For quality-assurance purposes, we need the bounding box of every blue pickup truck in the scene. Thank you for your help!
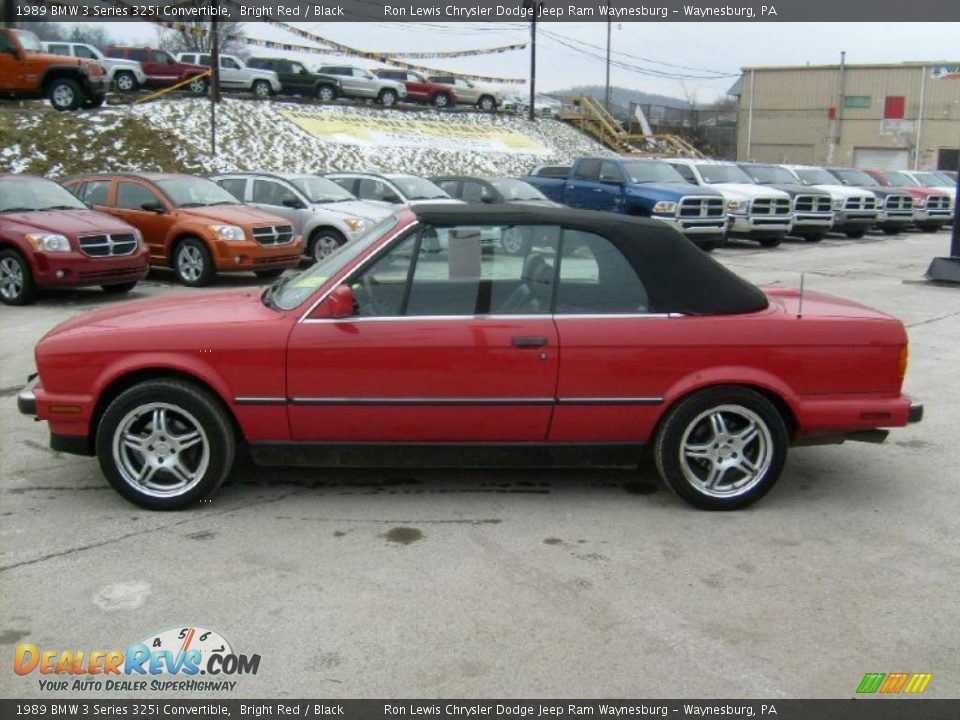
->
[524,157,728,250]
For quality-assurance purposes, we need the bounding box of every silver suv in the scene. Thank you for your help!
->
[211,172,393,262]
[42,41,146,92]
[427,75,502,111]
[315,65,407,106]
[177,53,280,98]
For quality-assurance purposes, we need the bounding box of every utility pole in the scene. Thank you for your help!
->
[2,0,16,28]
[522,0,543,121]
[604,4,612,112]
[210,8,220,158]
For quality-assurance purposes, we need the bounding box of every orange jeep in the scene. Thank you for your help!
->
[64,173,304,286]
[0,28,108,111]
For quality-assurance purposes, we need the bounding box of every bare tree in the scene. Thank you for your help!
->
[159,20,246,56]
[20,21,66,41]
[69,24,111,48]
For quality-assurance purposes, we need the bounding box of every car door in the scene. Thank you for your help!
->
[352,68,377,97]
[564,159,606,210]
[286,223,561,442]
[594,161,626,211]
[109,180,174,262]
[548,228,670,443]
[404,72,428,101]
[287,61,314,94]
[250,178,306,233]
[218,56,244,87]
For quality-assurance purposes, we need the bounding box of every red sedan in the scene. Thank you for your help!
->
[17,205,922,511]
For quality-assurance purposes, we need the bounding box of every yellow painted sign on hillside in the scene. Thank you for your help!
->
[280,110,548,155]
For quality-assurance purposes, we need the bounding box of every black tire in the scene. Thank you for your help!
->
[801,233,824,242]
[316,84,337,101]
[918,223,943,232]
[432,92,451,108]
[114,71,138,93]
[881,228,902,236]
[187,76,208,95]
[698,242,716,252]
[653,386,789,511]
[254,268,284,279]
[95,379,236,510]
[758,237,782,248]
[173,237,215,287]
[101,281,138,295]
[478,95,496,112]
[378,88,398,107]
[844,229,867,239]
[48,77,83,111]
[0,248,37,306]
[308,228,346,263]
[251,79,272,99]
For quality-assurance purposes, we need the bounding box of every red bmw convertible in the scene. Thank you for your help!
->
[18,205,922,510]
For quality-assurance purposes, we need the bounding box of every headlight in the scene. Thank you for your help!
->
[652,201,677,214]
[26,233,71,252]
[727,199,749,214]
[913,197,926,208]
[832,198,845,210]
[132,228,143,246]
[208,225,246,241]
[343,218,369,233]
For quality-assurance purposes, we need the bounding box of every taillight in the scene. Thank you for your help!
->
[898,344,909,378]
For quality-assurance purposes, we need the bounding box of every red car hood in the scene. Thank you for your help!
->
[2,209,136,236]
[43,288,275,341]
[178,205,289,226]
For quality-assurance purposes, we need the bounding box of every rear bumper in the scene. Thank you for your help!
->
[909,401,924,423]
[794,394,923,441]
[17,375,38,416]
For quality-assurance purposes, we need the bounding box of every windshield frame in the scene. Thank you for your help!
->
[739,165,798,185]
[881,171,919,187]
[290,176,357,204]
[793,168,841,186]
[619,161,688,184]
[695,164,755,185]
[13,30,43,53]
[389,176,451,201]
[0,177,87,213]
[488,178,548,201]
[829,169,880,187]
[155,177,243,208]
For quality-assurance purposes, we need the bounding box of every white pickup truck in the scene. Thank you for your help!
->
[176,52,281,98]
[41,41,146,92]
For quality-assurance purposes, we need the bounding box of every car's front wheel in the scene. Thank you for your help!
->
[96,380,236,510]
[758,237,782,248]
[316,84,337,101]
[845,229,867,239]
[432,92,451,108]
[252,79,272,99]
[187,76,209,94]
[378,88,398,106]
[173,237,214,287]
[478,95,496,112]
[653,386,788,510]
[48,77,83,111]
[115,71,138,92]
[0,249,37,306]
[309,228,345,263]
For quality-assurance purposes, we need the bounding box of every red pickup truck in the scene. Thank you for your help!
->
[0,175,149,305]
[102,47,208,93]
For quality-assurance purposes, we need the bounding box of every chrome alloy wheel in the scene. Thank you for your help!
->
[111,403,210,498]
[177,245,204,282]
[678,404,773,498]
[313,234,341,261]
[0,257,24,300]
[52,84,76,108]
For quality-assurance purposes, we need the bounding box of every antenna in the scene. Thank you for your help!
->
[797,272,805,319]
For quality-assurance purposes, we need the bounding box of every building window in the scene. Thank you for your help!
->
[843,96,871,108]
[884,96,906,120]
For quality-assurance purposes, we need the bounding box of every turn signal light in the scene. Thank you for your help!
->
[48,405,82,414]
[898,345,909,378]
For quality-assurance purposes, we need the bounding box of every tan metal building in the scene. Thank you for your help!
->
[735,61,960,170]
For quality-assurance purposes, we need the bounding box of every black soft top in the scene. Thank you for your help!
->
[409,204,769,316]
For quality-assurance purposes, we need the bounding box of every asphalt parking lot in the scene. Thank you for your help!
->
[1,230,958,699]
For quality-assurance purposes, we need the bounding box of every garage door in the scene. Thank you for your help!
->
[853,148,910,169]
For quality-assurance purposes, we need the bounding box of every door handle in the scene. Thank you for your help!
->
[512,336,548,348]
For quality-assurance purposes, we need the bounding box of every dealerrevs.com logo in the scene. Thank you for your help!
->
[14,626,260,693]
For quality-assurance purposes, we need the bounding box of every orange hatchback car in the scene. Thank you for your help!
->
[64,173,303,286]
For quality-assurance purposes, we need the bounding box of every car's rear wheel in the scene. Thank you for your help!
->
[0,249,37,306]
[173,237,215,287]
[309,228,345,263]
[653,386,788,510]
[187,76,209,94]
[316,84,337,101]
[432,92,450,108]
[801,233,824,242]
[378,88,398,107]
[96,380,235,510]
[252,79,272,99]
[845,229,867,239]
[758,237,781,248]
[101,281,138,295]
[48,77,83,111]
[478,95,496,112]
[115,71,138,92]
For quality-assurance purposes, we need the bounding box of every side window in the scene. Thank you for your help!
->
[358,178,402,203]
[350,234,418,317]
[252,179,299,207]
[215,178,247,201]
[151,51,169,64]
[329,177,357,195]
[199,54,211,66]
[461,181,493,203]
[556,230,648,314]
[435,179,461,197]
[46,44,70,56]
[129,49,148,62]
[222,57,240,69]
[180,54,195,64]
[77,180,110,206]
[574,159,602,181]
[671,164,698,184]
[116,182,163,211]
[405,225,559,316]
[599,161,625,183]
[0,34,14,53]
[74,45,97,59]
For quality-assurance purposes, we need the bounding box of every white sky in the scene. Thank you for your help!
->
[71,21,960,100]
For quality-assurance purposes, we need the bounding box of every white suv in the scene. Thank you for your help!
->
[42,41,146,92]
[176,53,281,98]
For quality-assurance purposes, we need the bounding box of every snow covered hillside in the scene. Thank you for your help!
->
[0,98,615,178]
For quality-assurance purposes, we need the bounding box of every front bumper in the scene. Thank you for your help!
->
[913,208,952,223]
[31,249,149,289]
[729,214,792,237]
[791,214,834,232]
[17,375,38,416]
[833,211,878,230]
[211,237,304,271]
[655,215,727,235]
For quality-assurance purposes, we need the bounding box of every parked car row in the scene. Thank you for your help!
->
[525,157,955,250]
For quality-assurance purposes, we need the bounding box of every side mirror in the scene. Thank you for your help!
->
[282,198,305,209]
[480,196,495,204]
[316,284,356,319]
[140,201,166,213]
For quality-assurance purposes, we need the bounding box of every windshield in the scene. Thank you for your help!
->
[740,165,796,185]
[390,176,450,201]
[271,215,400,311]
[882,171,919,187]
[696,164,753,184]
[915,172,948,188]
[934,172,956,185]
[155,178,242,207]
[488,179,547,201]
[830,169,880,187]
[291,176,356,203]
[13,30,42,52]
[620,161,687,184]
[0,178,86,212]
[793,168,841,186]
